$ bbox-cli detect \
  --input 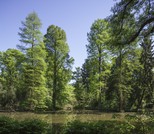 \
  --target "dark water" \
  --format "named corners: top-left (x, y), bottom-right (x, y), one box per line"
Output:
top-left (0, 111), bottom-right (131, 124)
